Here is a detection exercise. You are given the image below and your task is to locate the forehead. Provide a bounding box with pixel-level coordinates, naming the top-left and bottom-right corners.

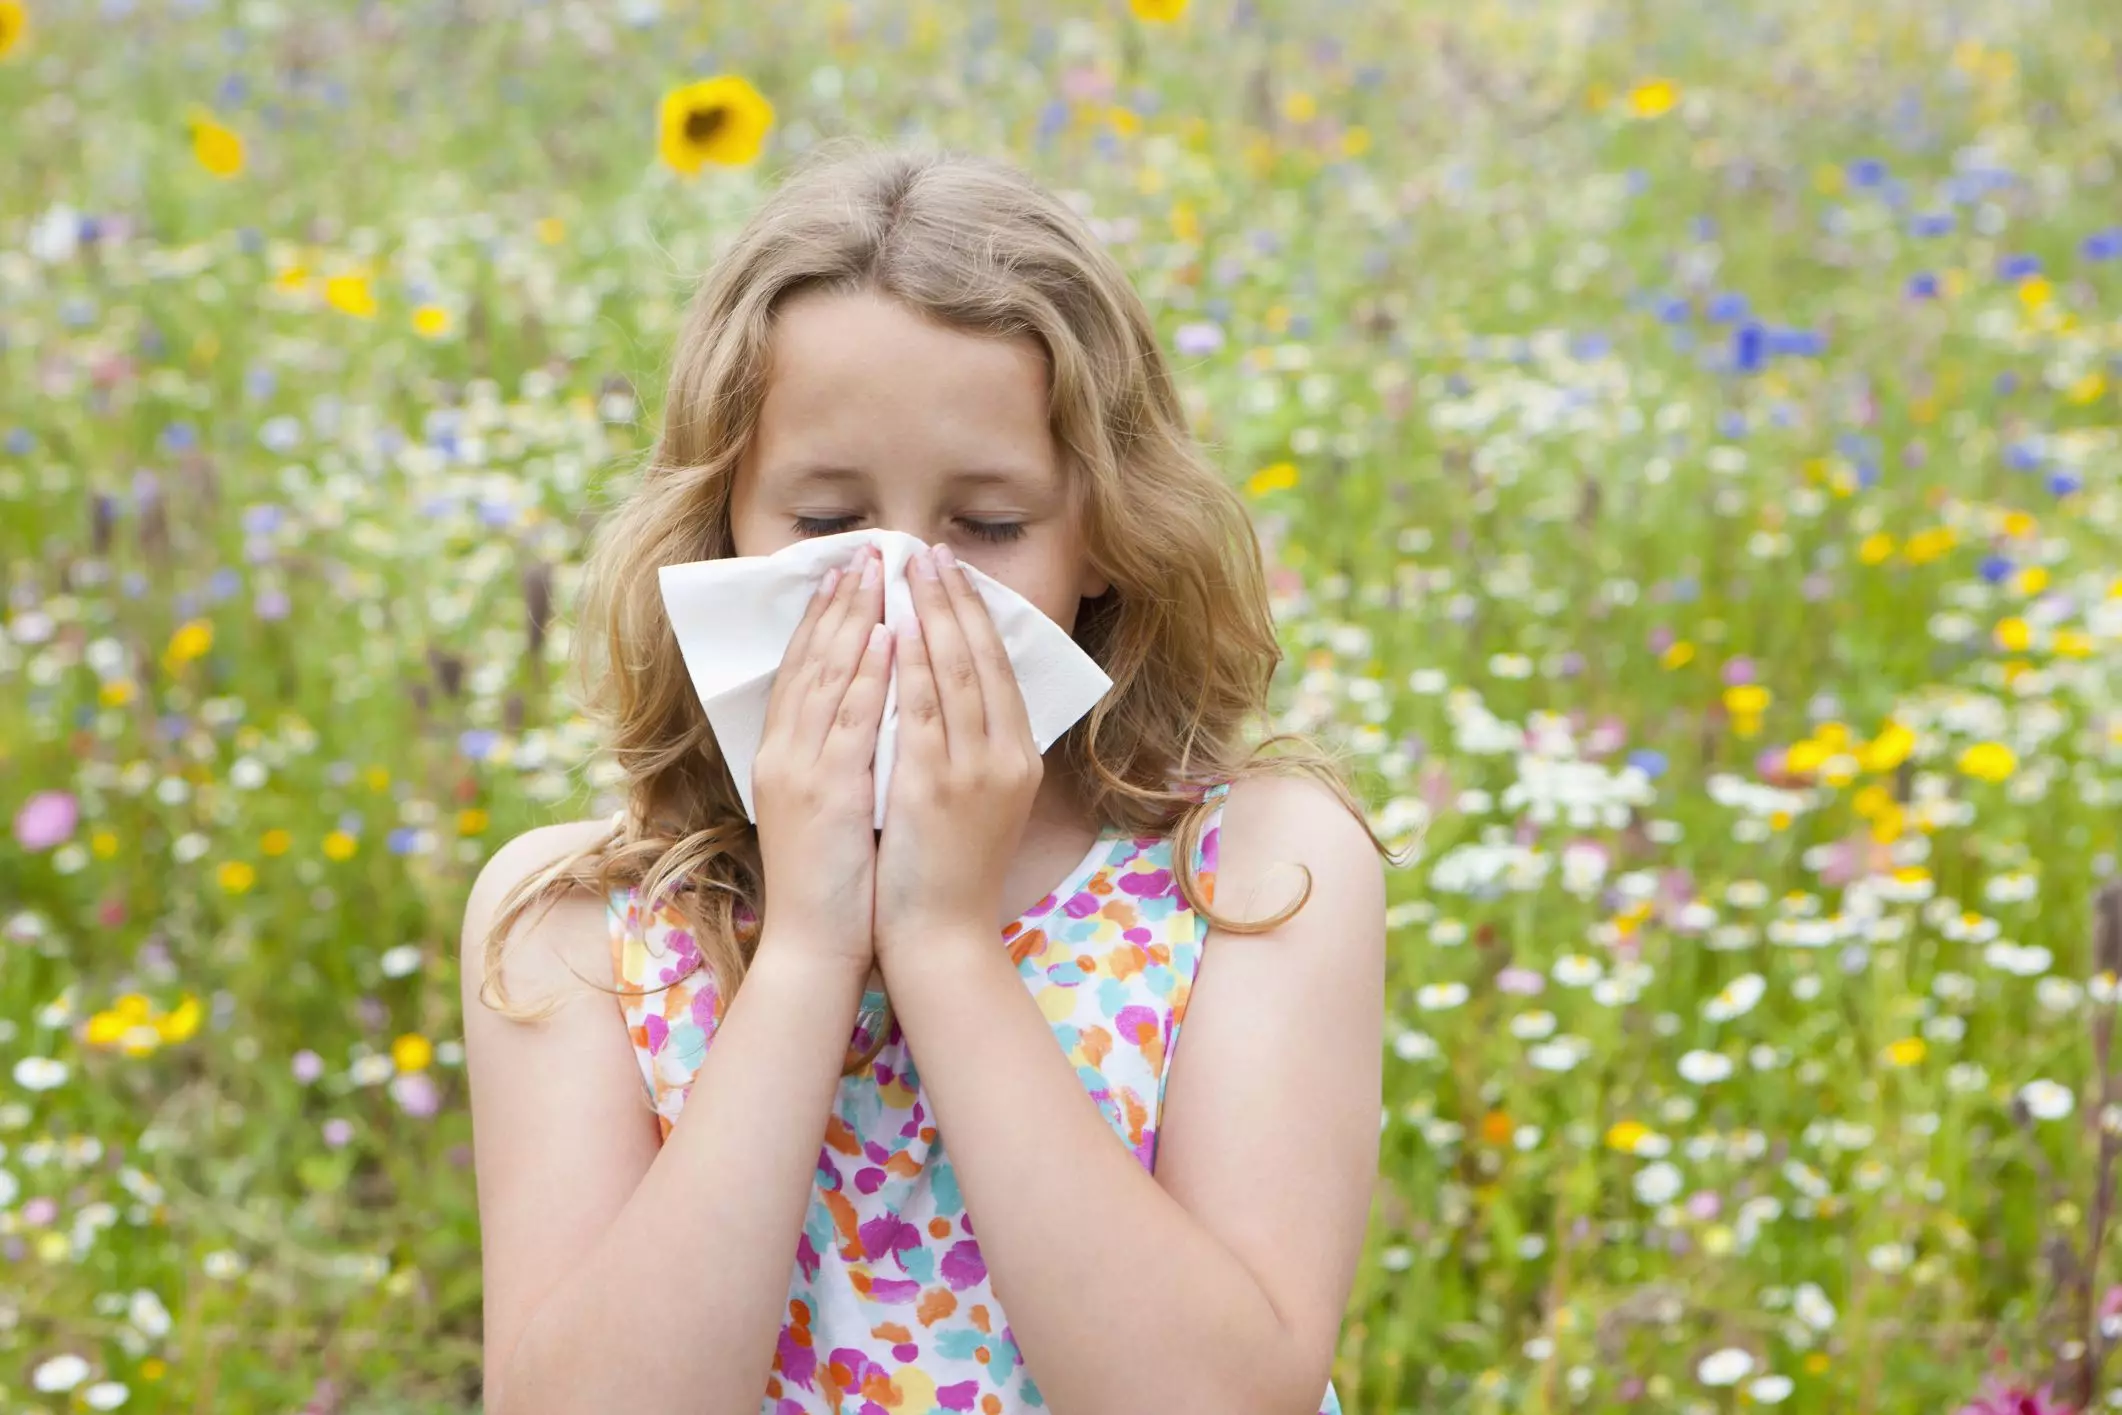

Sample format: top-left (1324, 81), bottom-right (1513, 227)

top-left (748, 289), bottom-right (1058, 487)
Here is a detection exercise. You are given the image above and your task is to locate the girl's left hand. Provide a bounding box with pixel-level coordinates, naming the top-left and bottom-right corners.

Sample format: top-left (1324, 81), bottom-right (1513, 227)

top-left (873, 542), bottom-right (1043, 964)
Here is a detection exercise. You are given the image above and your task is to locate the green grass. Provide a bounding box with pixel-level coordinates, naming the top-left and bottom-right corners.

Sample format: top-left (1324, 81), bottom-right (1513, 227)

top-left (4, 0), bottom-right (2121, 1409)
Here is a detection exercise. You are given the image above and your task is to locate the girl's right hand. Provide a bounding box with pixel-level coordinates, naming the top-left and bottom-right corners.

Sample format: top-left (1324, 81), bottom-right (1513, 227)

top-left (750, 544), bottom-right (892, 973)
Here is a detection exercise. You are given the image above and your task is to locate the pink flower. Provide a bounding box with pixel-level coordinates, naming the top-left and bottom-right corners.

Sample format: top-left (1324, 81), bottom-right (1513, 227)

top-left (1496, 967), bottom-right (1545, 996)
top-left (389, 1071), bottom-right (441, 1118)
top-left (1956, 1376), bottom-right (2074, 1415)
top-left (13, 791), bottom-right (78, 852)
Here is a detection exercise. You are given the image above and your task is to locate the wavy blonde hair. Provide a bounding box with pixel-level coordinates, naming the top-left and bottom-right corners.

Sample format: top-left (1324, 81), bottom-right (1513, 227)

top-left (477, 137), bottom-right (1389, 1062)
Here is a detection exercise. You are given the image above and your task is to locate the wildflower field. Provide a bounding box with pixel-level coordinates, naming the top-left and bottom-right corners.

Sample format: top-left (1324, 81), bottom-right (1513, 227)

top-left (5, 0), bottom-right (2122, 1410)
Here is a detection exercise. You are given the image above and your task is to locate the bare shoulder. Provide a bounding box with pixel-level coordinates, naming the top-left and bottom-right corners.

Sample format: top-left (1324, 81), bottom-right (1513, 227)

top-left (1212, 772), bottom-right (1386, 940)
top-left (461, 816), bottom-right (626, 1019)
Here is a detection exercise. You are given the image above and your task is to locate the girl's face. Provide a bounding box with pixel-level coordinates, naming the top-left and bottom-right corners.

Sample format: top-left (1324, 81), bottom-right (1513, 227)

top-left (728, 289), bottom-right (1110, 634)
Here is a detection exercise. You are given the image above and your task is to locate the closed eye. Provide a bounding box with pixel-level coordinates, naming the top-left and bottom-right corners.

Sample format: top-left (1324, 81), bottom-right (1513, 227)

top-left (790, 515), bottom-right (1027, 544)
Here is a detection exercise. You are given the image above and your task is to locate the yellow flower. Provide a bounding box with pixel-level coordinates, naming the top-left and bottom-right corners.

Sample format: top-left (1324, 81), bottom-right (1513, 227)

top-left (657, 75), bottom-right (774, 175)
top-left (392, 1034), bottom-right (434, 1073)
top-left (166, 619), bottom-right (214, 666)
top-left (1106, 104), bottom-right (1142, 138)
top-left (1723, 685), bottom-right (1771, 717)
top-left (1660, 640), bottom-right (1695, 670)
top-left (323, 830), bottom-right (359, 861)
top-left (188, 110), bottom-right (245, 179)
top-left (2069, 372), bottom-right (2108, 405)
top-left (273, 263), bottom-right (311, 296)
top-left (2013, 565), bottom-right (2049, 596)
top-left (217, 860), bottom-right (257, 895)
top-left (1861, 720), bottom-right (1915, 772)
top-left (1884, 1036), bottom-right (1925, 1069)
top-left (1626, 79), bottom-right (1679, 118)
top-left (1870, 804), bottom-right (1906, 844)
top-left (412, 304), bottom-right (453, 339)
top-left (2054, 629), bottom-right (2093, 659)
top-left (1784, 739), bottom-right (1829, 774)
top-left (457, 808), bottom-right (489, 836)
top-left (535, 216), bottom-right (567, 245)
top-left (99, 678), bottom-right (136, 707)
top-left (1993, 617), bottom-right (2032, 652)
top-left (1169, 201), bottom-right (1200, 244)
top-left (85, 1009), bottom-right (130, 1048)
top-left (366, 766), bottom-right (391, 792)
top-left (1903, 526), bottom-right (1957, 565)
top-left (0, 2), bottom-right (29, 60)
top-left (1129, 0), bottom-right (1189, 20)
top-left (1804, 1353), bottom-right (1831, 1375)
top-left (141, 1359), bottom-right (167, 1381)
top-left (325, 274), bottom-right (377, 319)
top-left (159, 995), bottom-right (201, 1043)
top-left (1281, 91), bottom-right (1318, 123)
top-left (2018, 276), bottom-right (2052, 310)
top-left (91, 830), bottom-right (118, 859)
top-left (1245, 462), bottom-right (1299, 497)
top-left (1858, 532), bottom-right (1896, 565)
top-left (261, 828), bottom-right (292, 856)
top-left (1341, 125), bottom-right (1372, 158)
top-left (1958, 742), bottom-right (2017, 783)
top-left (1604, 1120), bottom-right (1652, 1154)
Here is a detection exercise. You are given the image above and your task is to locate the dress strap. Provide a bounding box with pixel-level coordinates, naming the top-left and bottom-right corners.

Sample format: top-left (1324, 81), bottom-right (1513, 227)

top-left (1188, 780), bottom-right (1231, 908)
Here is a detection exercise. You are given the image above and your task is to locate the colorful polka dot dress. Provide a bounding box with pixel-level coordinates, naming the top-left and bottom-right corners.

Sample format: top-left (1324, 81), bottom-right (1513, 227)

top-left (605, 782), bottom-right (1342, 1414)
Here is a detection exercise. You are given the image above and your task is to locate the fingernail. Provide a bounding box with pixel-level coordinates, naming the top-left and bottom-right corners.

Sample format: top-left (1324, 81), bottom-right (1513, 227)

top-left (867, 622), bottom-right (889, 652)
top-left (932, 543), bottom-right (957, 571)
top-left (818, 567), bottom-right (840, 599)
top-left (912, 545), bottom-right (939, 580)
top-left (860, 555), bottom-right (879, 589)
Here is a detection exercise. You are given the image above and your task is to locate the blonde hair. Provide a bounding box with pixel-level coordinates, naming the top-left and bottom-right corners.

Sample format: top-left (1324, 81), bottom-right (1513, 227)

top-left (478, 138), bottom-right (1390, 1060)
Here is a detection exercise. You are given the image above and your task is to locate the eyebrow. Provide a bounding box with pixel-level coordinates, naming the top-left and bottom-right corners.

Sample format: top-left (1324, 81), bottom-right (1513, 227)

top-left (777, 463), bottom-right (1049, 491)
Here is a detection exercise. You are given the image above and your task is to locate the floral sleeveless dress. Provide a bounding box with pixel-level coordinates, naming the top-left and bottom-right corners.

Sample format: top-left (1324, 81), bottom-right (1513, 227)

top-left (605, 782), bottom-right (1342, 1414)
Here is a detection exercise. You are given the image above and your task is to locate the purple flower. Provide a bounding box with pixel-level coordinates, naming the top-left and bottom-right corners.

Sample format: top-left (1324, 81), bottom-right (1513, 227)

top-left (13, 791), bottom-right (79, 851)
top-left (1172, 321), bottom-right (1225, 357)
top-left (291, 1049), bottom-right (324, 1084)
top-left (321, 1118), bottom-right (355, 1148)
top-left (1496, 967), bottom-right (1545, 996)
top-left (389, 1072), bottom-right (441, 1118)
top-left (1955, 1376), bottom-right (2073, 1415)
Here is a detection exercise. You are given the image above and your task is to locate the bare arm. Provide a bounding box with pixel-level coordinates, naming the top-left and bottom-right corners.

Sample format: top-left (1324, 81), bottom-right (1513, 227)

top-left (879, 775), bottom-right (1386, 1413)
top-left (461, 822), bottom-right (867, 1415)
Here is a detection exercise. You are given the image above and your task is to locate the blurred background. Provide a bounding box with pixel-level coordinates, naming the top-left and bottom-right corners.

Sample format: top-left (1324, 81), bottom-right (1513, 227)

top-left (4, 0), bottom-right (2121, 1410)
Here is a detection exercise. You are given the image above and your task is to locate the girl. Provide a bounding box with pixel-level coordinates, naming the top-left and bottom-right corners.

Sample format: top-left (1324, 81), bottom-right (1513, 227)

top-left (461, 139), bottom-right (1388, 1415)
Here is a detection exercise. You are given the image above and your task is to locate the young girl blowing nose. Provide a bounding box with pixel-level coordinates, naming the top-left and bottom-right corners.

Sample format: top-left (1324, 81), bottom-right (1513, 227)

top-left (460, 138), bottom-right (1390, 1415)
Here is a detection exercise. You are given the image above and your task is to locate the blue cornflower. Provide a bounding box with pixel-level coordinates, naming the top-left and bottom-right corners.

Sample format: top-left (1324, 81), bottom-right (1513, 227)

top-left (1706, 292), bottom-right (1750, 323)
top-left (1848, 158), bottom-right (1887, 188)
top-left (1978, 556), bottom-right (2014, 585)
top-left (1907, 272), bottom-right (1939, 299)
top-left (1997, 253), bottom-right (2042, 282)
top-left (1733, 322), bottom-right (1767, 374)
top-left (1910, 212), bottom-right (1955, 238)
top-left (1628, 749), bottom-right (1669, 780)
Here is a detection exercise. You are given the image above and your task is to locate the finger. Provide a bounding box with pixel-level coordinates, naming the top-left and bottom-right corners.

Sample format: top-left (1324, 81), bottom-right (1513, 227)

top-left (908, 543), bottom-right (986, 747)
top-left (893, 604), bottom-right (948, 762)
top-left (819, 620), bottom-right (893, 769)
top-left (935, 546), bottom-right (1034, 748)
top-left (761, 559), bottom-right (846, 746)
top-left (793, 547), bottom-right (884, 751)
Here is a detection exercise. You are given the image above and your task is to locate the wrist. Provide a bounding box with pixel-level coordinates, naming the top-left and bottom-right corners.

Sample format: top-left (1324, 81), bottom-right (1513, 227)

top-left (874, 924), bottom-right (1006, 985)
top-left (748, 931), bottom-right (874, 991)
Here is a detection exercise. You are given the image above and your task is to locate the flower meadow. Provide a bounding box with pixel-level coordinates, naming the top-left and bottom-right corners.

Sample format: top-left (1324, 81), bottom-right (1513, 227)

top-left (4, 0), bottom-right (2122, 1410)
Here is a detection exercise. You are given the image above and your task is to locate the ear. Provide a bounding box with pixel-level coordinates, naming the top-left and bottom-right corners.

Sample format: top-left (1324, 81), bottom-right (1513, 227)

top-left (1076, 563), bottom-right (1112, 601)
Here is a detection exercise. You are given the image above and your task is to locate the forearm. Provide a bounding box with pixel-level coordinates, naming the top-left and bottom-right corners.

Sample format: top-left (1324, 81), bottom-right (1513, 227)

top-left (495, 946), bottom-right (863, 1415)
top-left (880, 941), bottom-right (1324, 1415)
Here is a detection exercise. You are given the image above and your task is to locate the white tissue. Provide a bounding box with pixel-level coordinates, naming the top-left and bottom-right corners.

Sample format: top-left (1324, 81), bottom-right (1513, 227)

top-left (658, 528), bottom-right (1115, 828)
